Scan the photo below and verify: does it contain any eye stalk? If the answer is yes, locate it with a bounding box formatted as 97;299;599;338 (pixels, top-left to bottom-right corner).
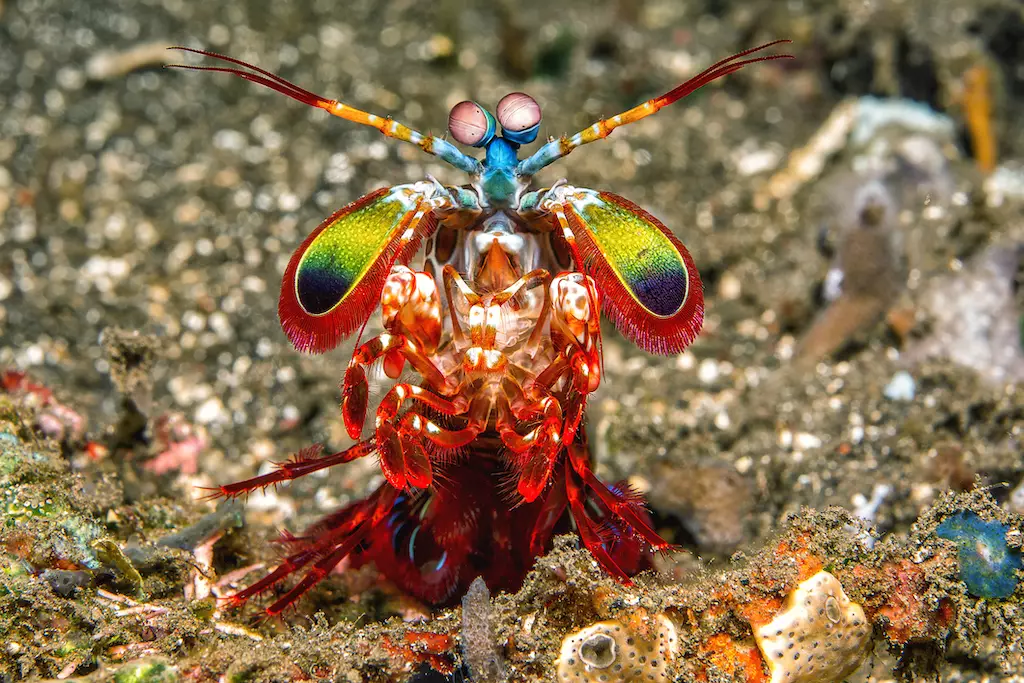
448;101;497;148
496;93;541;145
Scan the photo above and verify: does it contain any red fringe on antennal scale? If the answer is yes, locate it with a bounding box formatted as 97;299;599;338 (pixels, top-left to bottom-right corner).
277;189;435;354
570;193;704;355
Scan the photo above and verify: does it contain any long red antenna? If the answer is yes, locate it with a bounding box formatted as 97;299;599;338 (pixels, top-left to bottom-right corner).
519;40;793;176
167;48;482;174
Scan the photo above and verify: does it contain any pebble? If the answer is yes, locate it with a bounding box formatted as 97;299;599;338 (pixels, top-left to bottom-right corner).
883;371;916;401
195;397;228;425
697;358;719;384
717;272;742;300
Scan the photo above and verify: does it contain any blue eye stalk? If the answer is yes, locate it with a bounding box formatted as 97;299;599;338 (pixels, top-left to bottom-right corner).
445;93;543;205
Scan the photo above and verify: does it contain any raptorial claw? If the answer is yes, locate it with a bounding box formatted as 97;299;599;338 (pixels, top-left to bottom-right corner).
341;364;369;440
377;422;407;491
381;265;443;354
516;413;561;502
383;348;407;378
401;434;433;489
517;443;556;502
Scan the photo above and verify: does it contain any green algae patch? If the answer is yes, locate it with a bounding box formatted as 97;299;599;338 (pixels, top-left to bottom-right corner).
112;659;179;683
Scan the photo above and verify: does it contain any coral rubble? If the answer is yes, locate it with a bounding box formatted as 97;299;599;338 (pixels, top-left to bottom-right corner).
555;613;678;683
753;571;871;683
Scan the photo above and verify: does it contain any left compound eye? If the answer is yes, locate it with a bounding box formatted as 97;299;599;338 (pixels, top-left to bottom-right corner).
496;92;541;145
448;101;497;148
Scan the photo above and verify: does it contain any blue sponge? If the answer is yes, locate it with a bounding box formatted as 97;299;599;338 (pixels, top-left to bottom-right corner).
936;511;1022;600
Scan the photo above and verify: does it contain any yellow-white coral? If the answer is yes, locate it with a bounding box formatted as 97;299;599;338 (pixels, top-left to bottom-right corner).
556;614;678;683
754;570;871;683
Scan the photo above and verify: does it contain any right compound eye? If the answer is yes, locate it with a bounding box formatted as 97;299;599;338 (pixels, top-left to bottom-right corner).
496;92;541;144
447;101;497;148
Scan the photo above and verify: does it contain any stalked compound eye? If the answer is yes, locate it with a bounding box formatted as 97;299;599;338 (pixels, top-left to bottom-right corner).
448;101;497;148
496;92;541;145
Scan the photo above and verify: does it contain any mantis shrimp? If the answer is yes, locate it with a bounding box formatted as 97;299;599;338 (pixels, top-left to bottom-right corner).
173;40;792;614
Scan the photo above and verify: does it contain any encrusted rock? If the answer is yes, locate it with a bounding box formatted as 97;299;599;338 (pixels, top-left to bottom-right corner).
556;613;678;683
754;570;871;683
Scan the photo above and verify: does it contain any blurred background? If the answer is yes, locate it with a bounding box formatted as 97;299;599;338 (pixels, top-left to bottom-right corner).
0;0;1022;677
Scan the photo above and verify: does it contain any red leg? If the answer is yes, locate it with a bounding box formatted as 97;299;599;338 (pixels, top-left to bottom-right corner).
378;396;489;490
567;442;671;552
396;407;485;450
528;349;569;392
559;349;595;446
495;375;564;501
226;484;398;611
514;396;563;502
565;465;629;581
376;383;469;425
263;484;400;616
264;528;365;616
373;384;470;490
530;466;568;557
341;333;457;440
514;346;591;450
206;442;376;499
495;379;549;453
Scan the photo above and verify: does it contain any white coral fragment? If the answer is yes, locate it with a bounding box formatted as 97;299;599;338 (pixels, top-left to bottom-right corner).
556;614;678;683
754;571;871;683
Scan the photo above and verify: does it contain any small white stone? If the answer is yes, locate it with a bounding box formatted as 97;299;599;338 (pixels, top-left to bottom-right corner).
278;192;301;212
718;272;742;300
735;147;782;177
697;358;719;384
849;425;865;444
675;351;695;370
794;432;822;450
213;129;246;152
195;397;228;425
21;344;44;366
883;371;916;401
182;310;206;332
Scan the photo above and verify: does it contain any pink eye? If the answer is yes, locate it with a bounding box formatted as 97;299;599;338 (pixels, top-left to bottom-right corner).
496;93;541;132
447;101;496;148
496;93;541;144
